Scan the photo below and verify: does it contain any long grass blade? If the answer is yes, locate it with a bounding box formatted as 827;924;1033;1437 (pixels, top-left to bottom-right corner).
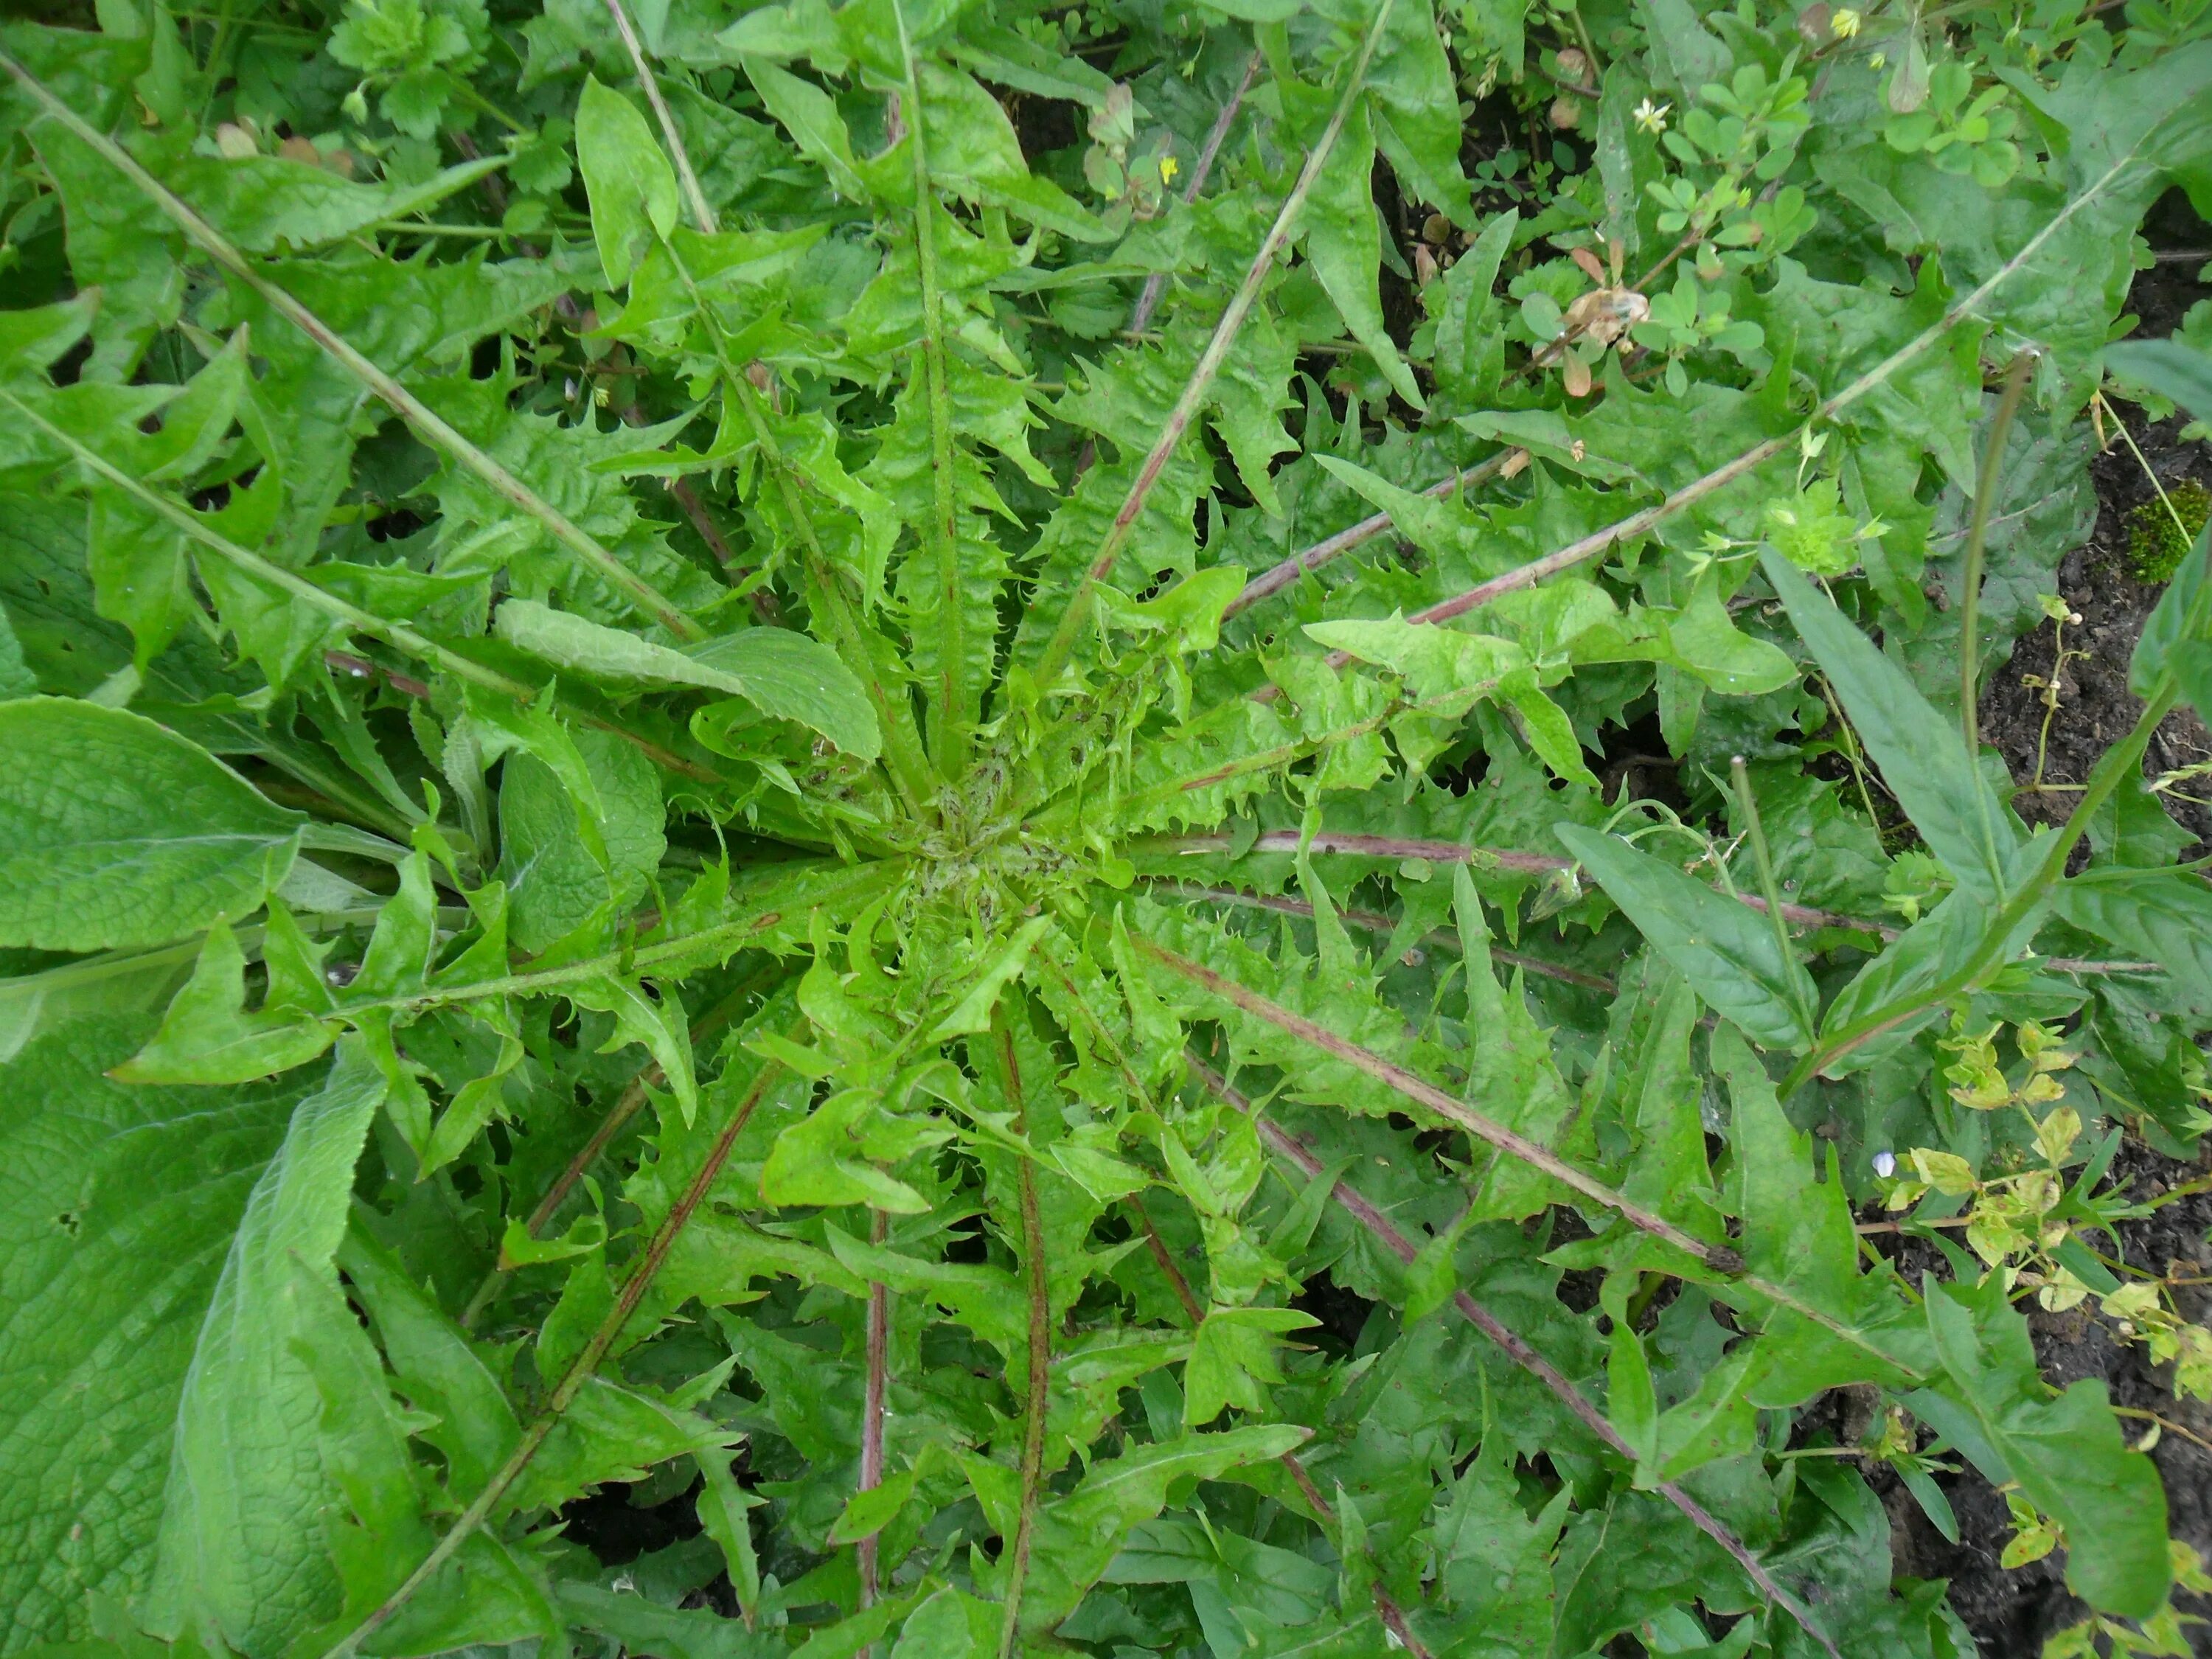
0;47;707;641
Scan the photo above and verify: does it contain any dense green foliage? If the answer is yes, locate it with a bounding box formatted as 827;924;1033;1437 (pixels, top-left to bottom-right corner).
3;0;2212;1655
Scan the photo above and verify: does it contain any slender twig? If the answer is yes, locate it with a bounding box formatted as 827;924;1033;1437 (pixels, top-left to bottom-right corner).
1;386;723;786
1142;879;1619;992
1854;1215;1973;1236
316;1058;787;1659
1731;757;1817;1037
1125;1196;1432;1657
1961;352;2037;758
1140;935;1927;1380
992;1018;1053;1658
858;1206;890;1607
1150;830;1898;936
1259;145;2157;681
0;49;705;641
459;973;769;1328
1222;452;1516;619
1074;49;1266;480
2113;1407;2212;1455
2099;388;2204;552
1032;0;1399;687
1184;1056;1841;1659
1127;49;1264;336
599;0;717;235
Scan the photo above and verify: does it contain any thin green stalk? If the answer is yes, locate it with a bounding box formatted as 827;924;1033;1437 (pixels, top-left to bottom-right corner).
2103;391;2202;545
1961;352;2036;758
857;1204;890;1610
1223;451;1514;619
443;75;526;134
335;858;899;1019
1075;678;1523;830
599;0;717;236
1731;757;1816;1037
0;46;704;641
1781;552;2212;1093
1145;879;1620;991
1031;0;1398;689
317;1057;787;1659
991;1014;1052;1658
0;904;414;1028
1138;938;1728;1266
1139;936;1927;1382
889;0;973;774
1288;144;2158;675
723;369;940;813
653;234;935;810
1;387;718;782
3;389;522;694
1781;669;2187;1095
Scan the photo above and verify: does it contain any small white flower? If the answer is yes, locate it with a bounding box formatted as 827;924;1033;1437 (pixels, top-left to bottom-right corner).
1873;1150;1897;1178
1634;97;1671;136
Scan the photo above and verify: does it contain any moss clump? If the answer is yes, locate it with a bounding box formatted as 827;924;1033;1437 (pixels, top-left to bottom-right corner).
2127;480;2211;583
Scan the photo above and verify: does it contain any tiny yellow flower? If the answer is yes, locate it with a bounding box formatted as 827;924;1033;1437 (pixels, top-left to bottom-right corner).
1869;49;1887;68
1634;96;1671;135
1160;155;1180;184
1831;7;1863;38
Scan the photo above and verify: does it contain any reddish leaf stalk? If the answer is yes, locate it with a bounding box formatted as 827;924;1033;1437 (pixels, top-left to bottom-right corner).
1074;48;1265;480
1032;0;1399;686
1139;937;1732;1268
1248;145;2152;686
1129;51;1263;335
858;1206;890;1607
460;973;770;1329
1222;451;1515;619
319;1059;786;1659
1151;838;2158;975
995;1021;1054;1658
1138;935;1927;1380
1144;879;1619;992
0;49;703;641
1183;1056;1840;1659
1152;831;1897;937
1126;1196;1433;1656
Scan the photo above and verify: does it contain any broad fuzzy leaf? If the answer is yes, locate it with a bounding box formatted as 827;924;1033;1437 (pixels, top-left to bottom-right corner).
0;700;302;952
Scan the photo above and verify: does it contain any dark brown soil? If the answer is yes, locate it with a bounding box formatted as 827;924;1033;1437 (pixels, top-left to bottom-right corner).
1861;1138;2212;1656
1952;190;2212;1655
1980;193;2212;852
